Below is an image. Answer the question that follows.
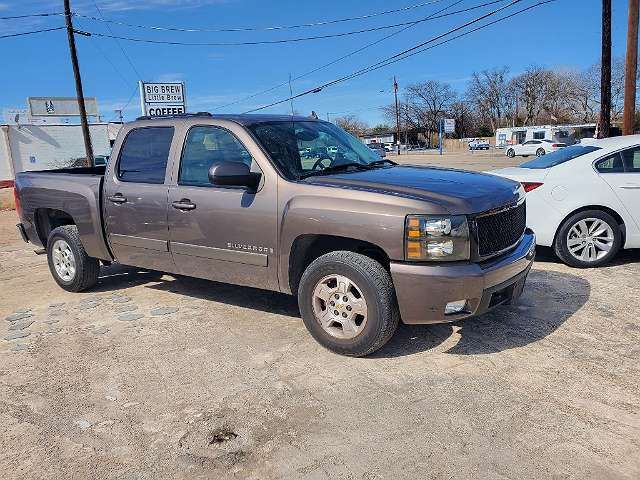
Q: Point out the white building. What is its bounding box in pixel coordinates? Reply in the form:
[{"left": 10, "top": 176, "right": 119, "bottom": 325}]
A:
[{"left": 0, "top": 122, "right": 122, "bottom": 184}]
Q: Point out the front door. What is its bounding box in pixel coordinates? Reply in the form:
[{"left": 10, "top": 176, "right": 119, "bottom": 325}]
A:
[
  {"left": 167, "top": 124, "right": 278, "bottom": 290},
  {"left": 104, "top": 126, "right": 176, "bottom": 272}
]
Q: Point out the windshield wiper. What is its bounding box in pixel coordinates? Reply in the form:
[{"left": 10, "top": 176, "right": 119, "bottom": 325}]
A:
[
  {"left": 367, "top": 159, "right": 397, "bottom": 168},
  {"left": 299, "top": 162, "right": 371, "bottom": 179}
]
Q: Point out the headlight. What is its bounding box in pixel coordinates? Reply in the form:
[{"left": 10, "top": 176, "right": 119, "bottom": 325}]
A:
[{"left": 405, "top": 215, "right": 470, "bottom": 261}]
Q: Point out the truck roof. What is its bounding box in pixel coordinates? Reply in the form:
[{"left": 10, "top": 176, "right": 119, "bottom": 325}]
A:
[{"left": 133, "top": 112, "right": 320, "bottom": 126}]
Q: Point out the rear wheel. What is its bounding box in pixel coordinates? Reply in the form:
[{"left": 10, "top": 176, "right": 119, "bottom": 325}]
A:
[
  {"left": 536, "top": 148, "right": 545, "bottom": 157},
  {"left": 298, "top": 251, "right": 399, "bottom": 357},
  {"left": 507, "top": 148, "right": 515, "bottom": 158},
  {"left": 47, "top": 225, "right": 100, "bottom": 291},
  {"left": 554, "top": 210, "right": 621, "bottom": 268}
]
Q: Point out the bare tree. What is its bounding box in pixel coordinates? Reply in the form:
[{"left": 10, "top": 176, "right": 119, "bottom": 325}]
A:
[
  {"left": 466, "top": 67, "right": 515, "bottom": 131},
  {"left": 449, "top": 101, "right": 474, "bottom": 139},
  {"left": 404, "top": 80, "right": 457, "bottom": 146},
  {"left": 334, "top": 115, "right": 369, "bottom": 137},
  {"left": 510, "top": 66, "right": 548, "bottom": 125}
]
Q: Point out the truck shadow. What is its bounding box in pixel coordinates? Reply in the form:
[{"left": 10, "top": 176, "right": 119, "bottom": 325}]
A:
[
  {"left": 94, "top": 266, "right": 589, "bottom": 358},
  {"left": 372, "top": 269, "right": 590, "bottom": 358}
]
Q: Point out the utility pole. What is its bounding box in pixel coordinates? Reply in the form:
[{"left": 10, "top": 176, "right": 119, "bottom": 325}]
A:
[
  {"left": 393, "top": 76, "right": 401, "bottom": 155},
  {"left": 114, "top": 109, "right": 123, "bottom": 123},
  {"left": 623, "top": 0, "right": 639, "bottom": 135},
  {"left": 64, "top": 0, "right": 93, "bottom": 166},
  {"left": 600, "top": 0, "right": 612, "bottom": 138}
]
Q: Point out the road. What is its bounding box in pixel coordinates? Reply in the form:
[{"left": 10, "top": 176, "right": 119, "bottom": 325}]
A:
[{"left": 1, "top": 154, "right": 639, "bottom": 479}]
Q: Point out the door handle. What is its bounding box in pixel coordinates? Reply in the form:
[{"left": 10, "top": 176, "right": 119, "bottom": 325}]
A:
[
  {"left": 619, "top": 184, "right": 640, "bottom": 190},
  {"left": 107, "top": 193, "right": 127, "bottom": 204},
  {"left": 172, "top": 199, "right": 197, "bottom": 211}
]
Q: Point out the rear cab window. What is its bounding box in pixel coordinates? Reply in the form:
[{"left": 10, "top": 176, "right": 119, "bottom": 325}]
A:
[
  {"left": 117, "top": 127, "right": 174, "bottom": 183},
  {"left": 520, "top": 145, "right": 601, "bottom": 169}
]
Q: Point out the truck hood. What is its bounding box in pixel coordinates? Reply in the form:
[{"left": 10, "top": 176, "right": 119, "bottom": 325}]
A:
[{"left": 303, "top": 165, "right": 523, "bottom": 214}]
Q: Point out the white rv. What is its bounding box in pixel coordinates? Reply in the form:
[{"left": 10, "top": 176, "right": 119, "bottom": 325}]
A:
[{"left": 495, "top": 124, "right": 597, "bottom": 149}]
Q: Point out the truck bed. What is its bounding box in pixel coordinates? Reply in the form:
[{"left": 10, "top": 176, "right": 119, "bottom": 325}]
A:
[{"left": 14, "top": 167, "right": 112, "bottom": 261}]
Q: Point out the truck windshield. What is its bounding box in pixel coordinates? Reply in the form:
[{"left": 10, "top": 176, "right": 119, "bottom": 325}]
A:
[
  {"left": 247, "top": 121, "right": 383, "bottom": 180},
  {"left": 520, "top": 145, "right": 601, "bottom": 169}
]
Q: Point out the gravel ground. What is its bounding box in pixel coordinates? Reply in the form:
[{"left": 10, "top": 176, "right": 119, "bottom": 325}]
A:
[{"left": 1, "top": 169, "right": 639, "bottom": 479}]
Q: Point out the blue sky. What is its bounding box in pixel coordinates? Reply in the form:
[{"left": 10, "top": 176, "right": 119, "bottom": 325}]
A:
[{"left": 0, "top": 0, "right": 632, "bottom": 125}]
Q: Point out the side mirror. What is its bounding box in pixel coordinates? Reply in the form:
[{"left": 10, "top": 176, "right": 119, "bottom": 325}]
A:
[{"left": 208, "top": 161, "right": 261, "bottom": 191}]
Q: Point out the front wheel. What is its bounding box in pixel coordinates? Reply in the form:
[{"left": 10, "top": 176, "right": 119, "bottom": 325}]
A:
[
  {"left": 298, "top": 251, "right": 399, "bottom": 357},
  {"left": 554, "top": 210, "right": 621, "bottom": 268},
  {"left": 506, "top": 148, "right": 515, "bottom": 158},
  {"left": 47, "top": 225, "right": 100, "bottom": 291}
]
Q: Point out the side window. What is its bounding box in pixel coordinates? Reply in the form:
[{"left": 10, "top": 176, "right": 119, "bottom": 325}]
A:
[
  {"left": 595, "top": 153, "right": 624, "bottom": 173},
  {"left": 179, "top": 126, "right": 253, "bottom": 187},
  {"left": 117, "top": 127, "right": 174, "bottom": 184},
  {"left": 620, "top": 146, "right": 640, "bottom": 172}
]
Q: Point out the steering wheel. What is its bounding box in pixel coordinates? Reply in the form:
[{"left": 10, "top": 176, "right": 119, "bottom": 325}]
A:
[{"left": 311, "top": 153, "right": 334, "bottom": 171}]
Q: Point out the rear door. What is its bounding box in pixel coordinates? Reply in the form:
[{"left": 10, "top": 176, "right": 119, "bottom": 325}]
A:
[
  {"left": 167, "top": 122, "right": 278, "bottom": 290},
  {"left": 103, "top": 125, "right": 177, "bottom": 272},
  {"left": 598, "top": 146, "right": 640, "bottom": 230}
]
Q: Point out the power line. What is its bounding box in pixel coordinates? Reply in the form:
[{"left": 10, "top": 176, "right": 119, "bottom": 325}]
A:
[
  {"left": 74, "top": 0, "right": 446, "bottom": 33},
  {"left": 243, "top": 0, "right": 552, "bottom": 113},
  {"left": 90, "top": 0, "right": 144, "bottom": 80},
  {"left": 0, "top": 12, "right": 62, "bottom": 20},
  {"left": 108, "top": 85, "right": 139, "bottom": 122},
  {"left": 213, "top": 0, "right": 469, "bottom": 110},
  {"left": 0, "top": 26, "right": 65, "bottom": 39},
  {"left": 79, "top": 22, "right": 133, "bottom": 87},
  {"left": 84, "top": 2, "right": 513, "bottom": 47}
]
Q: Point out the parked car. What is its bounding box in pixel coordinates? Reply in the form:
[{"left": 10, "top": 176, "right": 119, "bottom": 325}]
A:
[
  {"left": 468, "top": 139, "right": 490, "bottom": 150},
  {"left": 490, "top": 135, "right": 640, "bottom": 267},
  {"left": 368, "top": 143, "right": 386, "bottom": 158},
  {"left": 506, "top": 139, "right": 566, "bottom": 158},
  {"left": 14, "top": 113, "right": 534, "bottom": 356}
]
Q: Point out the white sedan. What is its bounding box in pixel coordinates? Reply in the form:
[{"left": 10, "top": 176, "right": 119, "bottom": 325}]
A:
[
  {"left": 491, "top": 135, "right": 640, "bottom": 267},
  {"left": 505, "top": 139, "right": 566, "bottom": 158}
]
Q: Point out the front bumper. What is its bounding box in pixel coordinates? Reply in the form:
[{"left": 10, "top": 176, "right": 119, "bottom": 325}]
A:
[{"left": 390, "top": 230, "right": 536, "bottom": 324}]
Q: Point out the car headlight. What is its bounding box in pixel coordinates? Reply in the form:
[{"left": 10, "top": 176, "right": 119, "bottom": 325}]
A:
[{"left": 405, "top": 215, "right": 470, "bottom": 261}]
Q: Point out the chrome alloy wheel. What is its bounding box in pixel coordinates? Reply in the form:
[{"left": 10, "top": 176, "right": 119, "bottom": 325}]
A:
[
  {"left": 52, "top": 239, "right": 76, "bottom": 281},
  {"left": 566, "top": 218, "right": 615, "bottom": 263},
  {"left": 312, "top": 274, "right": 368, "bottom": 340}
]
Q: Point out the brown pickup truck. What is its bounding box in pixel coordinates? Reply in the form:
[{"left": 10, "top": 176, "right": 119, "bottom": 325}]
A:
[{"left": 14, "top": 113, "right": 535, "bottom": 356}]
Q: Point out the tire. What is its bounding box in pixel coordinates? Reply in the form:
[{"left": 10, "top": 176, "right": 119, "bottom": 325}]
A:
[
  {"left": 298, "top": 251, "right": 399, "bottom": 357},
  {"left": 507, "top": 148, "right": 515, "bottom": 158},
  {"left": 554, "top": 210, "right": 622, "bottom": 268},
  {"left": 536, "top": 148, "right": 545, "bottom": 157},
  {"left": 47, "top": 225, "right": 100, "bottom": 292}
]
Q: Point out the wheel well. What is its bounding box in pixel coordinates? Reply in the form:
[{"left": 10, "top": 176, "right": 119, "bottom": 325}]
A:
[
  {"left": 288, "top": 234, "right": 390, "bottom": 295},
  {"left": 34, "top": 208, "right": 75, "bottom": 246},
  {"left": 554, "top": 205, "right": 626, "bottom": 246}
]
